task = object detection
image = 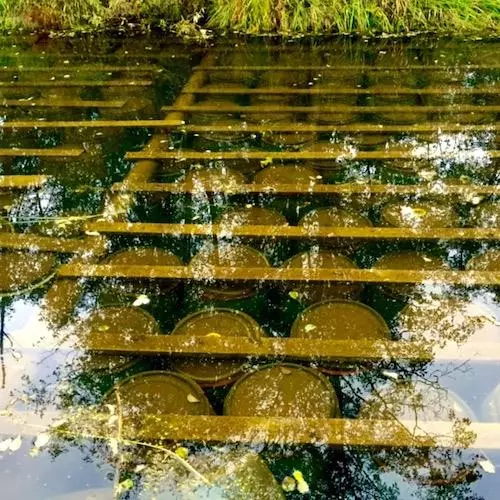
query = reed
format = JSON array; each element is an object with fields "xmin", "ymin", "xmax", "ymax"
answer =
[{"xmin": 1, "ymin": 0, "xmax": 499, "ymax": 34}]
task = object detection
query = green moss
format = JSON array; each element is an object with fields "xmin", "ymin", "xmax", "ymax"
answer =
[{"xmin": 0, "ymin": 0, "xmax": 499, "ymax": 34}]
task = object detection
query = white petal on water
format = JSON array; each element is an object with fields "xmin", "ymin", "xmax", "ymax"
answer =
[
  {"xmin": 479, "ymin": 459, "xmax": 496, "ymax": 474},
  {"xmin": 132, "ymin": 295, "xmax": 150, "ymax": 307},
  {"xmin": 0, "ymin": 438, "xmax": 12, "ymax": 452},
  {"xmin": 34, "ymin": 433, "xmax": 50, "ymax": 449},
  {"xmin": 9, "ymin": 436, "xmax": 22, "ymax": 452}
]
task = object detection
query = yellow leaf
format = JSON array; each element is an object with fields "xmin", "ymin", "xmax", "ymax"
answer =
[
  {"xmin": 187, "ymin": 394, "xmax": 200, "ymax": 403},
  {"xmin": 281, "ymin": 476, "xmax": 296, "ymax": 492},
  {"xmin": 289, "ymin": 291, "xmax": 299, "ymax": 300},
  {"xmin": 175, "ymin": 446, "xmax": 189, "ymax": 460},
  {"xmin": 260, "ymin": 157, "xmax": 273, "ymax": 166}
]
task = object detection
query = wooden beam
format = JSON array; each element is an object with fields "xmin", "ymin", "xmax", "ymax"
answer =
[
  {"xmin": 57, "ymin": 264, "xmax": 500, "ymax": 286},
  {"xmin": 0, "ymin": 120, "xmax": 180, "ymax": 129},
  {"xmin": 175, "ymin": 123, "xmax": 499, "ymax": 133},
  {"xmin": 0, "ymin": 233, "xmax": 106, "ymax": 253},
  {"xmin": 0, "ymin": 80, "xmax": 152, "ymax": 88},
  {"xmin": 0, "ymin": 147, "xmax": 84, "ymax": 157},
  {"xmin": 0, "ymin": 65, "xmax": 161, "ymax": 73},
  {"xmin": 113, "ymin": 181, "xmax": 500, "ymax": 196},
  {"xmin": 85, "ymin": 333, "xmax": 430, "ymax": 362},
  {"xmin": 196, "ymin": 64, "xmax": 500, "ymax": 71},
  {"xmin": 84, "ymin": 222, "xmax": 500, "ymax": 241},
  {"xmin": 0, "ymin": 175, "xmax": 47, "ymax": 189},
  {"xmin": 68, "ymin": 413, "xmax": 500, "ymax": 449},
  {"xmin": 162, "ymin": 104, "xmax": 500, "ymax": 114},
  {"xmin": 126, "ymin": 148, "xmax": 500, "ymax": 160},
  {"xmin": 1, "ymin": 99, "xmax": 127, "ymax": 109},
  {"xmin": 186, "ymin": 86, "xmax": 500, "ymax": 95}
]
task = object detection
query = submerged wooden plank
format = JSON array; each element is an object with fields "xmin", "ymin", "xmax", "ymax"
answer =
[
  {"xmin": 85, "ymin": 333, "xmax": 430, "ymax": 362},
  {"xmin": 57, "ymin": 264, "xmax": 500, "ymax": 286},
  {"xmin": 0, "ymin": 147, "xmax": 84, "ymax": 157},
  {"xmin": 1, "ymin": 98, "xmax": 127, "ymax": 109},
  {"xmin": 0, "ymin": 119, "xmax": 180, "ymax": 129},
  {"xmin": 196, "ymin": 64, "xmax": 500, "ymax": 71},
  {"xmin": 113, "ymin": 181, "xmax": 500, "ymax": 196},
  {"xmin": 0, "ymin": 80, "xmax": 152, "ymax": 88},
  {"xmin": 0, "ymin": 233, "xmax": 106, "ymax": 253},
  {"xmin": 186, "ymin": 86, "xmax": 500, "ymax": 95},
  {"xmin": 81, "ymin": 414, "xmax": 498, "ymax": 449},
  {"xmin": 85, "ymin": 221, "xmax": 500, "ymax": 241},
  {"xmin": 126, "ymin": 148, "xmax": 500, "ymax": 160},
  {"xmin": 0, "ymin": 175, "xmax": 47, "ymax": 188},
  {"xmin": 177, "ymin": 123, "xmax": 499, "ymax": 133},
  {"xmin": 162, "ymin": 104, "xmax": 500, "ymax": 114}
]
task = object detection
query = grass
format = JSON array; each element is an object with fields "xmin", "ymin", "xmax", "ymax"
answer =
[{"xmin": 0, "ymin": 0, "xmax": 499, "ymax": 34}]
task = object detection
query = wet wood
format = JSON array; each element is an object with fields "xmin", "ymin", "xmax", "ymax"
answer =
[
  {"xmin": 175, "ymin": 123, "xmax": 499, "ymax": 133},
  {"xmin": 163, "ymin": 104, "xmax": 500, "ymax": 114},
  {"xmin": 0, "ymin": 65, "xmax": 161, "ymax": 73},
  {"xmin": 85, "ymin": 332, "xmax": 430, "ymax": 362},
  {"xmin": 84, "ymin": 221, "xmax": 500, "ymax": 241},
  {"xmin": 91, "ymin": 414, "xmax": 497, "ymax": 449},
  {"xmin": 57, "ymin": 264, "xmax": 500, "ymax": 286},
  {"xmin": 0, "ymin": 120, "xmax": 180, "ymax": 129},
  {"xmin": 186, "ymin": 86, "xmax": 500, "ymax": 95},
  {"xmin": 0, "ymin": 80, "xmax": 152, "ymax": 88},
  {"xmin": 0, "ymin": 175, "xmax": 47, "ymax": 188},
  {"xmin": 0, "ymin": 147, "xmax": 84, "ymax": 157},
  {"xmin": 0, "ymin": 233, "xmax": 106, "ymax": 253},
  {"xmin": 126, "ymin": 148, "xmax": 500, "ymax": 160},
  {"xmin": 113, "ymin": 181, "xmax": 500, "ymax": 196},
  {"xmin": 2, "ymin": 99, "xmax": 127, "ymax": 108},
  {"xmin": 196, "ymin": 64, "xmax": 500, "ymax": 71}
]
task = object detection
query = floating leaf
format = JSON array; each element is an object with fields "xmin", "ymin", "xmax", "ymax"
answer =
[
  {"xmin": 34, "ymin": 433, "xmax": 50, "ymax": 449},
  {"xmin": 281, "ymin": 367, "xmax": 292, "ymax": 375},
  {"xmin": 117, "ymin": 478, "xmax": 134, "ymax": 494},
  {"xmin": 289, "ymin": 291, "xmax": 299, "ymax": 300},
  {"xmin": 260, "ymin": 157, "xmax": 273, "ymax": 166},
  {"xmin": 0, "ymin": 438, "xmax": 12, "ymax": 452},
  {"xmin": 187, "ymin": 394, "xmax": 200, "ymax": 403},
  {"xmin": 175, "ymin": 446, "xmax": 189, "ymax": 460},
  {"xmin": 293, "ymin": 470, "xmax": 310, "ymax": 494},
  {"xmin": 134, "ymin": 464, "xmax": 147, "ymax": 473},
  {"xmin": 97, "ymin": 324, "xmax": 110, "ymax": 332},
  {"xmin": 282, "ymin": 476, "xmax": 297, "ymax": 492},
  {"xmin": 382, "ymin": 370, "xmax": 399, "ymax": 380},
  {"xmin": 9, "ymin": 435, "xmax": 22, "ymax": 452},
  {"xmin": 304, "ymin": 324, "xmax": 317, "ymax": 332},
  {"xmin": 132, "ymin": 295, "xmax": 150, "ymax": 307},
  {"xmin": 479, "ymin": 459, "xmax": 496, "ymax": 474}
]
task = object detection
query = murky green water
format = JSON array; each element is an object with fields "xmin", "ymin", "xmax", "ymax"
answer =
[{"xmin": 0, "ymin": 34, "xmax": 499, "ymax": 499}]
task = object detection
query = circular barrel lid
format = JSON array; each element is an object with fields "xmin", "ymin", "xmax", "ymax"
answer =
[
  {"xmin": 171, "ymin": 308, "xmax": 264, "ymax": 385},
  {"xmin": 380, "ymin": 200, "xmax": 460, "ymax": 228},
  {"xmin": 283, "ymin": 249, "xmax": 363, "ymax": 302},
  {"xmin": 216, "ymin": 206, "xmax": 288, "ymax": 226},
  {"xmin": 0, "ymin": 250, "xmax": 57, "ymax": 294},
  {"xmin": 104, "ymin": 247, "xmax": 181, "ymax": 267},
  {"xmin": 189, "ymin": 244, "xmax": 269, "ymax": 299},
  {"xmin": 253, "ymin": 164, "xmax": 322, "ymax": 184},
  {"xmin": 102, "ymin": 247, "xmax": 182, "ymax": 295},
  {"xmin": 482, "ymin": 384, "xmax": 500, "ymax": 422},
  {"xmin": 298, "ymin": 207, "xmax": 373, "ymax": 228},
  {"xmin": 77, "ymin": 307, "xmax": 161, "ymax": 372},
  {"xmin": 291, "ymin": 299, "xmax": 390, "ymax": 341},
  {"xmin": 224, "ymin": 363, "xmax": 339, "ymax": 418},
  {"xmin": 103, "ymin": 371, "xmax": 213, "ymax": 431},
  {"xmin": 466, "ymin": 249, "xmax": 500, "ymax": 271},
  {"xmin": 468, "ymin": 201, "xmax": 500, "ymax": 228},
  {"xmin": 197, "ymin": 118, "xmax": 251, "ymax": 142},
  {"xmin": 183, "ymin": 167, "xmax": 246, "ymax": 190},
  {"xmin": 396, "ymin": 297, "xmax": 500, "ymax": 344},
  {"xmin": 261, "ymin": 129, "xmax": 315, "ymax": 148},
  {"xmin": 374, "ymin": 251, "xmax": 449, "ymax": 297}
]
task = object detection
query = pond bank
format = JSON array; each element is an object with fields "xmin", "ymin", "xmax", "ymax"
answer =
[{"xmin": 1, "ymin": 0, "xmax": 499, "ymax": 36}]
